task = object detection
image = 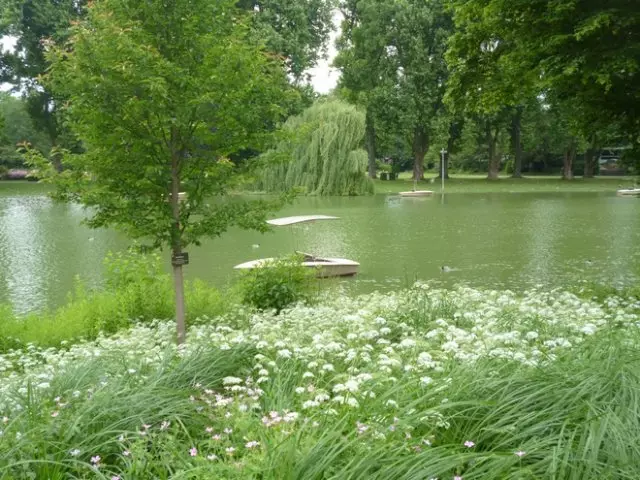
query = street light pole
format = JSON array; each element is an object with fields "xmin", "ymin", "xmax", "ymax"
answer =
[{"xmin": 440, "ymin": 148, "xmax": 447, "ymax": 194}]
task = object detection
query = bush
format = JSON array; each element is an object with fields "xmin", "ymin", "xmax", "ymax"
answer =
[
  {"xmin": 0, "ymin": 250, "xmax": 228, "ymax": 352},
  {"xmin": 236, "ymin": 255, "xmax": 317, "ymax": 312}
]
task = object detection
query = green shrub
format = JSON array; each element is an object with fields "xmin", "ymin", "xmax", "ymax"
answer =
[
  {"xmin": 186, "ymin": 278, "xmax": 229, "ymax": 324},
  {"xmin": 0, "ymin": 250, "xmax": 228, "ymax": 351},
  {"xmin": 236, "ymin": 255, "xmax": 317, "ymax": 312}
]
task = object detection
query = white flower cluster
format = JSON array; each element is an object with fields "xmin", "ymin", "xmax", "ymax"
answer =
[{"xmin": 1, "ymin": 285, "xmax": 638, "ymax": 415}]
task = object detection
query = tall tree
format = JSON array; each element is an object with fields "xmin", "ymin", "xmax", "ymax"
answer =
[
  {"xmin": 29, "ymin": 0, "xmax": 292, "ymax": 343},
  {"xmin": 336, "ymin": 0, "xmax": 452, "ymax": 181},
  {"xmin": 334, "ymin": 0, "xmax": 390, "ymax": 179},
  {"xmin": 447, "ymin": 0, "xmax": 640, "ymax": 169},
  {"xmin": 238, "ymin": 0, "xmax": 335, "ymax": 82},
  {"xmin": 257, "ymin": 99, "xmax": 374, "ymax": 195},
  {"xmin": 1, "ymin": 0, "xmax": 87, "ymax": 159}
]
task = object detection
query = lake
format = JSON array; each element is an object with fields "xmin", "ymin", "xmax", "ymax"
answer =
[{"xmin": 1, "ymin": 181, "xmax": 639, "ymax": 314}]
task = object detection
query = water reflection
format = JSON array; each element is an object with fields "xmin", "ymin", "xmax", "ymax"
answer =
[{"xmin": 0, "ymin": 184, "xmax": 639, "ymax": 314}]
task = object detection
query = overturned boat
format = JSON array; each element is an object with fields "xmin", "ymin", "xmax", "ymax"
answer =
[
  {"xmin": 234, "ymin": 215, "xmax": 359, "ymax": 278},
  {"xmin": 617, "ymin": 188, "xmax": 640, "ymax": 197}
]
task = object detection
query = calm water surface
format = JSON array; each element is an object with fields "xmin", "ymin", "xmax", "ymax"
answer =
[{"xmin": 1, "ymin": 182, "xmax": 639, "ymax": 314}]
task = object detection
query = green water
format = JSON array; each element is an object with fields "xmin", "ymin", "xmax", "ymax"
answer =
[{"xmin": 1, "ymin": 181, "xmax": 639, "ymax": 314}]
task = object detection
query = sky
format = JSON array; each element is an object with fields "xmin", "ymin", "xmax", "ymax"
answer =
[
  {"xmin": 1, "ymin": 36, "xmax": 17, "ymax": 92},
  {"xmin": 0, "ymin": 15, "xmax": 342, "ymax": 94},
  {"xmin": 307, "ymin": 11, "xmax": 342, "ymax": 94}
]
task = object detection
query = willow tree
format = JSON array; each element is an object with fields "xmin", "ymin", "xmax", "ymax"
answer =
[
  {"xmin": 259, "ymin": 100, "xmax": 374, "ymax": 196},
  {"xmin": 32, "ymin": 0, "xmax": 292, "ymax": 344}
]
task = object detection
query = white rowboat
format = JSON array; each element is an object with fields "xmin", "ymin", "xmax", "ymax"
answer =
[
  {"xmin": 234, "ymin": 215, "xmax": 359, "ymax": 278},
  {"xmin": 617, "ymin": 188, "xmax": 640, "ymax": 197},
  {"xmin": 234, "ymin": 252, "xmax": 359, "ymax": 278},
  {"xmin": 399, "ymin": 190, "xmax": 434, "ymax": 197}
]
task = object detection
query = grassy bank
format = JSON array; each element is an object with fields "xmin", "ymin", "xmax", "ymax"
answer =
[
  {"xmin": 0, "ymin": 251, "xmax": 229, "ymax": 352},
  {"xmin": 375, "ymin": 174, "xmax": 638, "ymax": 194},
  {"xmin": 1, "ymin": 284, "xmax": 639, "ymax": 478}
]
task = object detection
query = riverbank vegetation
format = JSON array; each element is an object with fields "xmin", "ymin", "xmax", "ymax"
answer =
[
  {"xmin": 257, "ymin": 100, "xmax": 374, "ymax": 196},
  {"xmin": 1, "ymin": 282, "xmax": 639, "ymax": 478},
  {"xmin": 374, "ymin": 174, "xmax": 639, "ymax": 195},
  {"xmin": 3, "ymin": 1, "xmax": 639, "ymax": 187},
  {"xmin": 0, "ymin": 252, "xmax": 230, "ymax": 353}
]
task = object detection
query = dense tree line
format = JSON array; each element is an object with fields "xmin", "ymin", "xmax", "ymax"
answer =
[
  {"xmin": 1, "ymin": 0, "xmax": 639, "ymax": 181},
  {"xmin": 335, "ymin": 0, "xmax": 639, "ymax": 179}
]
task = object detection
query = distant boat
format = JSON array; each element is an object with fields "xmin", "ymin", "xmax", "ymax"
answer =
[
  {"xmin": 399, "ymin": 190, "xmax": 434, "ymax": 197},
  {"xmin": 234, "ymin": 215, "xmax": 359, "ymax": 278},
  {"xmin": 399, "ymin": 179, "xmax": 434, "ymax": 197},
  {"xmin": 617, "ymin": 188, "xmax": 640, "ymax": 197}
]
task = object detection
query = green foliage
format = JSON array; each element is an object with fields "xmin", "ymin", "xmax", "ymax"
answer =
[
  {"xmin": 336, "ymin": 0, "xmax": 452, "ymax": 179},
  {"xmin": 0, "ymin": 251, "xmax": 228, "ymax": 352},
  {"xmin": 446, "ymin": 0, "xmax": 640, "ymax": 150},
  {"xmin": 258, "ymin": 100, "xmax": 374, "ymax": 195},
  {"xmin": 0, "ymin": 346, "xmax": 255, "ymax": 479},
  {"xmin": 0, "ymin": 93, "xmax": 52, "ymax": 168},
  {"xmin": 238, "ymin": 0, "xmax": 335, "ymax": 81},
  {"xmin": 1, "ymin": 0, "xmax": 87, "ymax": 150},
  {"xmin": 38, "ymin": 0, "xmax": 292, "ymax": 248},
  {"xmin": 236, "ymin": 255, "xmax": 317, "ymax": 312}
]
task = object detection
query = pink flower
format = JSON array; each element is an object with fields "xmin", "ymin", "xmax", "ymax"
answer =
[
  {"xmin": 515, "ymin": 450, "xmax": 526, "ymax": 457},
  {"xmin": 454, "ymin": 476, "xmax": 463, "ymax": 480},
  {"xmin": 463, "ymin": 440, "xmax": 475, "ymax": 448},
  {"xmin": 51, "ymin": 411, "xmax": 59, "ymax": 418},
  {"xmin": 112, "ymin": 476, "xmax": 121, "ymax": 480},
  {"xmin": 189, "ymin": 447, "xmax": 198, "ymax": 457},
  {"xmin": 90, "ymin": 455, "xmax": 101, "ymax": 464}
]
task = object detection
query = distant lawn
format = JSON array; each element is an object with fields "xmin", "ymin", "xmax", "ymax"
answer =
[{"xmin": 375, "ymin": 173, "xmax": 638, "ymax": 194}]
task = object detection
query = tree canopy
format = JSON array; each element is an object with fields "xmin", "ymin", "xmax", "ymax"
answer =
[
  {"xmin": 446, "ymin": 0, "xmax": 640, "ymax": 169},
  {"xmin": 30, "ymin": 0, "xmax": 295, "ymax": 342},
  {"xmin": 258, "ymin": 99, "xmax": 374, "ymax": 195},
  {"xmin": 335, "ymin": 0, "xmax": 452, "ymax": 180}
]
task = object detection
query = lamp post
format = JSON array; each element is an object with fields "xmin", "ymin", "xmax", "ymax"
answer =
[{"xmin": 440, "ymin": 148, "xmax": 447, "ymax": 194}]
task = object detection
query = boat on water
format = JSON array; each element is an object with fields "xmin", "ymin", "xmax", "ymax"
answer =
[
  {"xmin": 617, "ymin": 188, "xmax": 640, "ymax": 197},
  {"xmin": 399, "ymin": 179, "xmax": 434, "ymax": 197},
  {"xmin": 234, "ymin": 215, "xmax": 359, "ymax": 278},
  {"xmin": 235, "ymin": 252, "xmax": 359, "ymax": 278},
  {"xmin": 399, "ymin": 190, "xmax": 434, "ymax": 197}
]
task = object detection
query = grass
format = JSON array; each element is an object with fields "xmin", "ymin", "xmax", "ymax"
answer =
[
  {"xmin": 2, "ymin": 322, "xmax": 640, "ymax": 478},
  {"xmin": 0, "ymin": 252, "xmax": 231, "ymax": 352},
  {"xmin": 375, "ymin": 173, "xmax": 638, "ymax": 194}
]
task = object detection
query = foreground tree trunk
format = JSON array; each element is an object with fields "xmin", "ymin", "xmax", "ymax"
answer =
[
  {"xmin": 365, "ymin": 110, "xmax": 377, "ymax": 179},
  {"xmin": 583, "ymin": 134, "xmax": 599, "ymax": 178},
  {"xmin": 412, "ymin": 125, "xmax": 428, "ymax": 181},
  {"xmin": 562, "ymin": 139, "xmax": 576, "ymax": 180},
  {"xmin": 486, "ymin": 121, "xmax": 500, "ymax": 180},
  {"xmin": 510, "ymin": 107, "xmax": 523, "ymax": 178},
  {"xmin": 170, "ymin": 144, "xmax": 187, "ymax": 345}
]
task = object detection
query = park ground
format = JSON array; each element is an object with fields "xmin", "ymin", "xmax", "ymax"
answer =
[{"xmin": 374, "ymin": 173, "xmax": 637, "ymax": 194}]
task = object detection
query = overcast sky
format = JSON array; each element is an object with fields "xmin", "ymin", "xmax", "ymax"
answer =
[
  {"xmin": 308, "ymin": 11, "xmax": 341, "ymax": 94},
  {"xmin": 1, "ymin": 17, "xmax": 341, "ymax": 94}
]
